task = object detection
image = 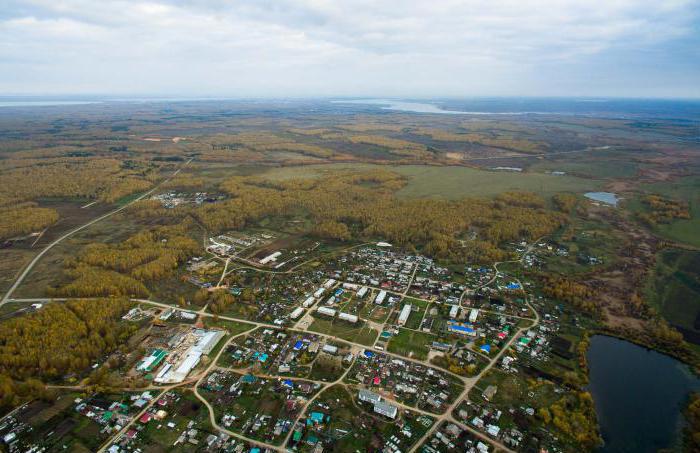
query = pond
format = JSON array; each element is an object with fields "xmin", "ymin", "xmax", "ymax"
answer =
[
  {"xmin": 587, "ymin": 335, "xmax": 700, "ymax": 452},
  {"xmin": 584, "ymin": 192, "xmax": 619, "ymax": 206}
]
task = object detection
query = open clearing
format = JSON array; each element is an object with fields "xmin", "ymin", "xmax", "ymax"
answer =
[{"xmin": 263, "ymin": 163, "xmax": 601, "ymax": 198}]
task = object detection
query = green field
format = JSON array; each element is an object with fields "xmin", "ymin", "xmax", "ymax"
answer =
[
  {"xmin": 262, "ymin": 163, "xmax": 601, "ymax": 199},
  {"xmin": 529, "ymin": 158, "xmax": 640, "ymax": 180},
  {"xmin": 308, "ymin": 316, "xmax": 378, "ymax": 346},
  {"xmin": 645, "ymin": 248, "xmax": 700, "ymax": 342},
  {"xmin": 387, "ymin": 328, "xmax": 437, "ymax": 360},
  {"xmin": 631, "ymin": 176, "xmax": 700, "ymax": 247},
  {"xmin": 402, "ymin": 298, "xmax": 429, "ymax": 330}
]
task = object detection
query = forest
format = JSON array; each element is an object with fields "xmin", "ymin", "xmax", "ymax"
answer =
[
  {"xmin": 0, "ymin": 205, "xmax": 59, "ymax": 239},
  {"xmin": 0, "ymin": 158, "xmax": 157, "ymax": 207},
  {"xmin": 49, "ymin": 223, "xmax": 199, "ymax": 298},
  {"xmin": 189, "ymin": 170, "xmax": 567, "ymax": 264},
  {"xmin": 0, "ymin": 298, "xmax": 135, "ymax": 411}
]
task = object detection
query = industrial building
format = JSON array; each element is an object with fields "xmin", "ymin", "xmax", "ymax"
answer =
[
  {"xmin": 154, "ymin": 329, "xmax": 225, "ymax": 384},
  {"xmin": 259, "ymin": 251, "xmax": 282, "ymax": 265}
]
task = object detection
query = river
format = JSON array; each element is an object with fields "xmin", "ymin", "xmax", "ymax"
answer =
[{"xmin": 587, "ymin": 335, "xmax": 700, "ymax": 452}]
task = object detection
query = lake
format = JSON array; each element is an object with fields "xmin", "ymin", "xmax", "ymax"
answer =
[
  {"xmin": 584, "ymin": 192, "xmax": 619, "ymax": 206},
  {"xmin": 587, "ymin": 335, "xmax": 700, "ymax": 452},
  {"xmin": 0, "ymin": 100, "xmax": 101, "ymax": 107},
  {"xmin": 332, "ymin": 99, "xmax": 474, "ymax": 114}
]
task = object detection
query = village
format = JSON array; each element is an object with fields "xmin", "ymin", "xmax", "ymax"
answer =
[{"xmin": 0, "ymin": 235, "xmax": 585, "ymax": 453}]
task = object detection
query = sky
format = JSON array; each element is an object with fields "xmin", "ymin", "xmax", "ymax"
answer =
[{"xmin": 1, "ymin": 0, "xmax": 699, "ymax": 98}]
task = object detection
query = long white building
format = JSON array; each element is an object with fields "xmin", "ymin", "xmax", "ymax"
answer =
[
  {"xmin": 375, "ymin": 290, "xmax": 387, "ymax": 305},
  {"xmin": 397, "ymin": 304, "xmax": 412, "ymax": 326}
]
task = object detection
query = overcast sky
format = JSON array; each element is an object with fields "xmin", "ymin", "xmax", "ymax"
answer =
[{"xmin": 1, "ymin": 0, "xmax": 699, "ymax": 98}]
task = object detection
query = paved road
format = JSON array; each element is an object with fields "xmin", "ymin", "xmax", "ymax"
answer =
[{"xmin": 0, "ymin": 158, "xmax": 194, "ymax": 307}]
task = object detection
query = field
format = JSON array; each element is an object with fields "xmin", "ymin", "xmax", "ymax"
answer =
[
  {"xmin": 645, "ymin": 248, "xmax": 700, "ymax": 344},
  {"xmin": 386, "ymin": 328, "xmax": 437, "ymax": 360},
  {"xmin": 308, "ymin": 316, "xmax": 379, "ymax": 346},
  {"xmin": 262, "ymin": 163, "xmax": 601, "ymax": 198},
  {"xmin": 631, "ymin": 176, "xmax": 700, "ymax": 247},
  {"xmin": 529, "ymin": 155, "xmax": 641, "ymax": 180}
]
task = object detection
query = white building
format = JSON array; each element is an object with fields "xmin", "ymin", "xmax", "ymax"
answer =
[
  {"xmin": 316, "ymin": 307, "xmax": 336, "ymax": 317},
  {"xmin": 375, "ymin": 290, "xmax": 387, "ymax": 305},
  {"xmin": 290, "ymin": 307, "xmax": 304, "ymax": 320},
  {"xmin": 259, "ymin": 251, "xmax": 282, "ymax": 265},
  {"xmin": 339, "ymin": 312, "xmax": 358, "ymax": 324},
  {"xmin": 449, "ymin": 305, "xmax": 460, "ymax": 319},
  {"xmin": 469, "ymin": 308, "xmax": 480, "ymax": 323},
  {"xmin": 303, "ymin": 296, "xmax": 315, "ymax": 307},
  {"xmin": 374, "ymin": 401, "xmax": 398, "ymax": 419},
  {"xmin": 357, "ymin": 286, "xmax": 369, "ymax": 298},
  {"xmin": 397, "ymin": 304, "xmax": 412, "ymax": 326},
  {"xmin": 359, "ymin": 389, "xmax": 382, "ymax": 404},
  {"xmin": 322, "ymin": 344, "xmax": 338, "ymax": 355}
]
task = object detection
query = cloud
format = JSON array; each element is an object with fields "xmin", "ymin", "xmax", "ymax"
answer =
[{"xmin": 0, "ymin": 0, "xmax": 698, "ymax": 96}]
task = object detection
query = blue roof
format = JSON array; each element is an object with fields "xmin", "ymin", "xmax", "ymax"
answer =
[
  {"xmin": 364, "ymin": 350, "xmax": 375, "ymax": 358},
  {"xmin": 448, "ymin": 323, "xmax": 474, "ymax": 333},
  {"xmin": 480, "ymin": 344, "xmax": 491, "ymax": 353},
  {"xmin": 506, "ymin": 282, "xmax": 521, "ymax": 290},
  {"xmin": 251, "ymin": 449, "xmax": 260, "ymax": 453},
  {"xmin": 258, "ymin": 353, "xmax": 268, "ymax": 362},
  {"xmin": 294, "ymin": 341, "xmax": 303, "ymax": 350},
  {"xmin": 283, "ymin": 379, "xmax": 294, "ymax": 388}
]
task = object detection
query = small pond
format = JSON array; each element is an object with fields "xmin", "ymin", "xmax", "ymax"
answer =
[{"xmin": 584, "ymin": 192, "xmax": 619, "ymax": 206}]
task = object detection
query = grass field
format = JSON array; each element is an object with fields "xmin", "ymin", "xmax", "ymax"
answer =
[
  {"xmin": 403, "ymin": 298, "xmax": 429, "ymax": 330},
  {"xmin": 529, "ymin": 158, "xmax": 640, "ymax": 180},
  {"xmin": 262, "ymin": 163, "xmax": 601, "ymax": 199},
  {"xmin": 645, "ymin": 248, "xmax": 700, "ymax": 342},
  {"xmin": 308, "ymin": 316, "xmax": 378, "ymax": 346},
  {"xmin": 387, "ymin": 328, "xmax": 437, "ymax": 360},
  {"xmin": 631, "ymin": 176, "xmax": 700, "ymax": 247}
]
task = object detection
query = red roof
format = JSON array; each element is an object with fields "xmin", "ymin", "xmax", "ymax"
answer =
[{"xmin": 139, "ymin": 413, "xmax": 152, "ymax": 423}]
